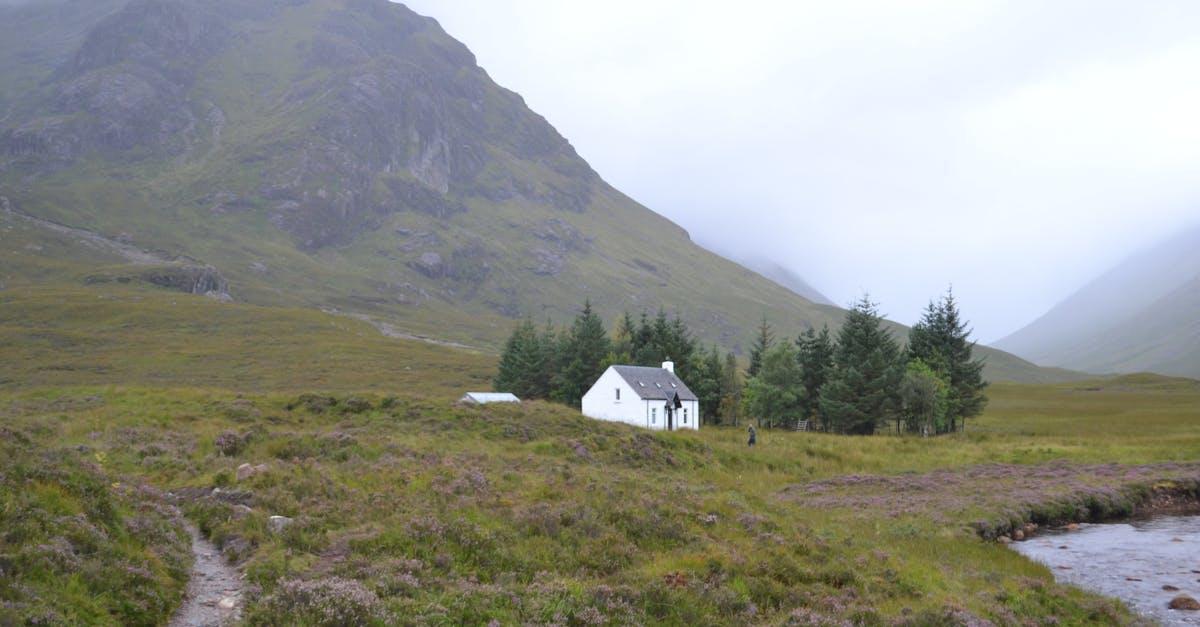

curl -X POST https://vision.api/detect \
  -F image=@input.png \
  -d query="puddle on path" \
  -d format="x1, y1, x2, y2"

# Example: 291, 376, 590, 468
1010, 515, 1200, 626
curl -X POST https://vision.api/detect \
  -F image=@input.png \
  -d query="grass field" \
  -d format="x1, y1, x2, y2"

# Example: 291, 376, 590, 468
2, 349, 1197, 625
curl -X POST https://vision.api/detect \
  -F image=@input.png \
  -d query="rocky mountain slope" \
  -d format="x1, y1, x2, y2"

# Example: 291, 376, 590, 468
996, 224, 1200, 378
0, 0, 1058, 381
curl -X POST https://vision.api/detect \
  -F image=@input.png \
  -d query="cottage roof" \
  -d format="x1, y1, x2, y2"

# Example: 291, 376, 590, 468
610, 365, 698, 402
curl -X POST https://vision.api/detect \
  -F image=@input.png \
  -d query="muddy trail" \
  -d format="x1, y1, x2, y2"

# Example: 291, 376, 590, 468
168, 524, 243, 627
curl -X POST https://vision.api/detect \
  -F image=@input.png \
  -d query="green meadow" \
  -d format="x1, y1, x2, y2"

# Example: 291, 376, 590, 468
2, 288, 1198, 625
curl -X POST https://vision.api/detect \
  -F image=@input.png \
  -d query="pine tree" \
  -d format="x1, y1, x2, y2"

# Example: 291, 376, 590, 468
553, 301, 610, 407
718, 351, 743, 426
746, 315, 774, 379
609, 311, 636, 365
907, 289, 988, 433
538, 319, 564, 399
631, 311, 657, 365
688, 345, 724, 425
627, 309, 696, 381
796, 325, 835, 426
493, 319, 547, 399
818, 296, 902, 435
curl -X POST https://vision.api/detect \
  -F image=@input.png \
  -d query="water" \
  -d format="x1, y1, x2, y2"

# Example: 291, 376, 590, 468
1010, 516, 1200, 626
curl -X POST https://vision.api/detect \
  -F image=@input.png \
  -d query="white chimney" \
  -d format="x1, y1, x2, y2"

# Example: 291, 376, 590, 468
662, 359, 674, 373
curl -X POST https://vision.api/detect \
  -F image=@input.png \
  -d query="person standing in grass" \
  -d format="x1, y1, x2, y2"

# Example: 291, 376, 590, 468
748, 425, 757, 446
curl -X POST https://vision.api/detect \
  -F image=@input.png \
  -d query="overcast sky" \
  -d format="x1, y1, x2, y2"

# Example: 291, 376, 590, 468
400, 0, 1200, 343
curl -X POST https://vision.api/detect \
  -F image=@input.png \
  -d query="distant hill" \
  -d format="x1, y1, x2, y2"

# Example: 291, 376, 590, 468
0, 0, 1062, 383
732, 256, 835, 306
995, 224, 1200, 378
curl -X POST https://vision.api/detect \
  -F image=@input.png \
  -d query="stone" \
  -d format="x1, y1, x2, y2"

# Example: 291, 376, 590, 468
996, 535, 1012, 544
217, 596, 239, 610
1168, 594, 1200, 611
268, 515, 294, 534
235, 463, 268, 482
1012, 529, 1025, 541
1163, 584, 1181, 592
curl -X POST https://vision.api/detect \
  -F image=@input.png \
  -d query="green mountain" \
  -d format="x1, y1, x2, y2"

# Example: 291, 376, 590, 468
995, 224, 1200, 378
0, 0, 1059, 382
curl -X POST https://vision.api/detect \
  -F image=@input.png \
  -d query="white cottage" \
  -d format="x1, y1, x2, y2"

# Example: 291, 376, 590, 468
581, 361, 699, 430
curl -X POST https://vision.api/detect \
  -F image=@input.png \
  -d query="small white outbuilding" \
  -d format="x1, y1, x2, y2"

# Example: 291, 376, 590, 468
460, 392, 520, 404
581, 361, 699, 430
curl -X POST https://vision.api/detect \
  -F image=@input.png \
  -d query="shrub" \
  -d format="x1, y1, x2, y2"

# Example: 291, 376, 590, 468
215, 430, 247, 456
245, 577, 386, 626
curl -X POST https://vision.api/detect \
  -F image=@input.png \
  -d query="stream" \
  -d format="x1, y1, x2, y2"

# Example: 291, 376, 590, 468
1010, 515, 1200, 626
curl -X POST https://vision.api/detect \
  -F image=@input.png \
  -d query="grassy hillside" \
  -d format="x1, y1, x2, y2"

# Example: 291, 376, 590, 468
0, 0, 1073, 384
2, 331, 1200, 624
0, 285, 495, 394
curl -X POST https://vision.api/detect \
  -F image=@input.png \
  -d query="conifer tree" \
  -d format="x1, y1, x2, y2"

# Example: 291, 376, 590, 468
493, 318, 547, 399
718, 351, 743, 426
609, 311, 636, 365
818, 296, 902, 435
628, 309, 697, 381
746, 315, 774, 379
796, 325, 835, 425
553, 301, 610, 407
907, 289, 988, 432
688, 345, 725, 425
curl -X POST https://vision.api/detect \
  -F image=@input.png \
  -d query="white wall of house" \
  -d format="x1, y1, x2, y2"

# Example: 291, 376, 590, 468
582, 368, 645, 427
581, 367, 700, 431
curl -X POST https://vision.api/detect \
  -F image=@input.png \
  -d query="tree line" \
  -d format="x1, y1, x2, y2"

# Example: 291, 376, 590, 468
493, 303, 742, 421
493, 290, 987, 434
743, 291, 987, 434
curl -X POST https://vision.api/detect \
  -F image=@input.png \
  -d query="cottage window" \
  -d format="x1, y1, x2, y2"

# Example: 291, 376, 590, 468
651, 408, 656, 424
615, 388, 620, 400
683, 408, 688, 424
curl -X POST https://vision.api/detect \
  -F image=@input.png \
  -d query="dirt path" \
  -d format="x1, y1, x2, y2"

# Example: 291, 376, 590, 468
168, 524, 243, 627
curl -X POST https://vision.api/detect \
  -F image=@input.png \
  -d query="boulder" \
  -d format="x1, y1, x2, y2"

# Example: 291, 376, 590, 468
1168, 594, 1200, 611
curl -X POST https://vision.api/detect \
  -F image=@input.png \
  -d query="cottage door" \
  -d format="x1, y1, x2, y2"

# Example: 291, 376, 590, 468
665, 404, 673, 431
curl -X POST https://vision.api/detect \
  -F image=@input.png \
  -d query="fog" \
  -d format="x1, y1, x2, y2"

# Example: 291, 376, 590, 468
399, 1, 1200, 342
